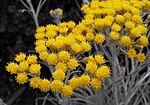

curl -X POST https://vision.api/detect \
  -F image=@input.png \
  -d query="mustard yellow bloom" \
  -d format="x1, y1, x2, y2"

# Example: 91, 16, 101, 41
94, 34, 105, 44
39, 79, 51, 92
62, 85, 74, 97
58, 51, 70, 62
116, 15, 124, 23
27, 55, 37, 64
6, 62, 19, 74
46, 53, 58, 65
112, 23, 121, 32
86, 62, 97, 74
19, 61, 29, 72
81, 42, 91, 53
35, 45, 47, 53
135, 53, 146, 62
16, 73, 28, 84
96, 66, 111, 80
35, 33, 45, 40
15, 53, 26, 62
94, 54, 105, 64
35, 40, 45, 46
85, 33, 95, 41
45, 31, 56, 39
136, 25, 147, 34
132, 15, 142, 24
125, 21, 135, 29
71, 43, 81, 53
67, 59, 79, 70
55, 62, 67, 72
78, 75, 90, 87
30, 77, 41, 89
137, 36, 148, 47
127, 49, 136, 58
68, 77, 80, 89
36, 26, 45, 33
130, 28, 141, 38
29, 64, 41, 76
52, 70, 65, 81
110, 31, 120, 41
50, 80, 63, 92
39, 51, 49, 61
120, 36, 131, 47
90, 78, 102, 90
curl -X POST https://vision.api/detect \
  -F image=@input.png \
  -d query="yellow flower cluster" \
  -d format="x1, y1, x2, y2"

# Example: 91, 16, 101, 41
6, 0, 150, 97
81, 0, 149, 62
6, 53, 40, 84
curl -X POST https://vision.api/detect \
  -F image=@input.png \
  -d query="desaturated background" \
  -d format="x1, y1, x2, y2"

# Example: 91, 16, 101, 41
0, 0, 82, 105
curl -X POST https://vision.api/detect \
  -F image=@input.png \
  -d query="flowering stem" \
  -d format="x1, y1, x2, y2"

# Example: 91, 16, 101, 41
112, 45, 119, 105
26, 0, 39, 28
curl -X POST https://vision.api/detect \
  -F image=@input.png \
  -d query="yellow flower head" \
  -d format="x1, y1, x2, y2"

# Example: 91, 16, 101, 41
36, 26, 45, 33
137, 36, 148, 47
29, 64, 41, 76
15, 53, 26, 62
30, 77, 41, 89
50, 80, 63, 92
67, 21, 76, 29
59, 27, 68, 34
135, 53, 146, 63
46, 39, 55, 48
81, 42, 91, 53
120, 36, 131, 47
35, 40, 45, 46
132, 15, 142, 24
136, 25, 147, 34
124, 12, 132, 21
16, 73, 28, 84
71, 43, 81, 53
35, 45, 47, 53
35, 33, 45, 40
115, 15, 125, 23
96, 65, 111, 80
6, 62, 19, 74
75, 35, 86, 43
127, 49, 136, 58
131, 7, 140, 15
19, 61, 29, 72
112, 23, 121, 32
65, 35, 76, 45
46, 53, 58, 65
90, 78, 102, 90
78, 75, 90, 87
53, 70, 66, 81
95, 34, 105, 44
125, 21, 135, 29
94, 18, 104, 30
85, 33, 95, 41
39, 51, 49, 61
67, 59, 79, 70
27, 55, 37, 64
55, 62, 67, 72
68, 77, 80, 89
62, 85, 74, 97
39, 79, 51, 92
110, 31, 120, 41
86, 62, 97, 74
45, 31, 56, 39
94, 54, 105, 64
130, 28, 141, 38
58, 51, 70, 62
